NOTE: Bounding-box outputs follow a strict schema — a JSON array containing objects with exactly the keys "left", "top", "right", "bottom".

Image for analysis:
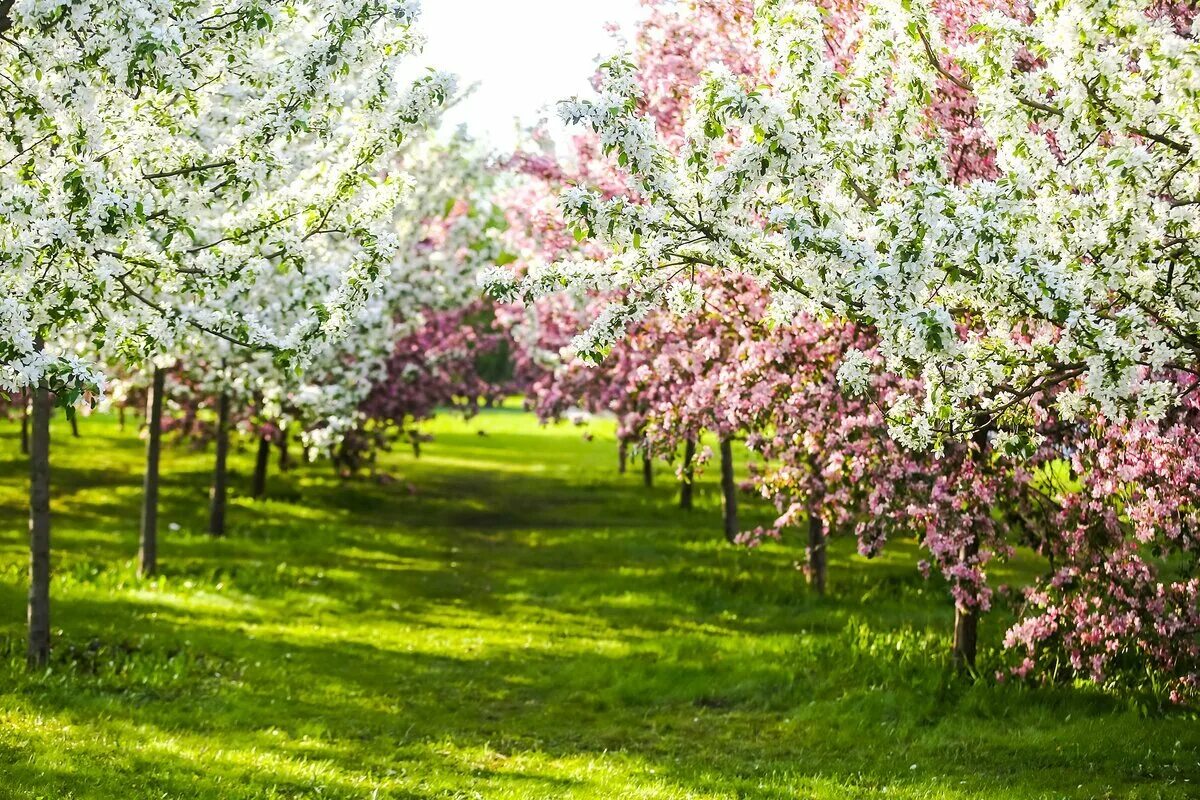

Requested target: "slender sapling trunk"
[
  {"left": 807, "top": 508, "right": 827, "bottom": 596},
  {"left": 642, "top": 452, "right": 653, "bottom": 488},
  {"left": 806, "top": 456, "right": 828, "bottom": 595},
  {"left": 618, "top": 440, "right": 628, "bottom": 474},
  {"left": 138, "top": 367, "right": 165, "bottom": 577},
  {"left": 251, "top": 434, "right": 270, "bottom": 499},
  {"left": 679, "top": 437, "right": 696, "bottom": 510},
  {"left": 952, "top": 424, "right": 991, "bottom": 672},
  {"left": 27, "top": 381, "right": 51, "bottom": 668},
  {"left": 20, "top": 390, "right": 29, "bottom": 455},
  {"left": 719, "top": 438, "right": 738, "bottom": 543},
  {"left": 952, "top": 535, "right": 980, "bottom": 672},
  {"left": 208, "top": 392, "right": 230, "bottom": 537}
]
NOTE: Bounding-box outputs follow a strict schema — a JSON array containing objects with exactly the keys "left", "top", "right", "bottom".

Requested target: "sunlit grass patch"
[{"left": 0, "top": 409, "right": 1195, "bottom": 799}]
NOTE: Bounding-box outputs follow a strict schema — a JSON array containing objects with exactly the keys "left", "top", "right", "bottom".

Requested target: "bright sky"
[{"left": 415, "top": 0, "right": 646, "bottom": 152}]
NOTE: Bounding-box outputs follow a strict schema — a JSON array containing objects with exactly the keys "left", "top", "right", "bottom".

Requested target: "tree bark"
[
  {"left": 278, "top": 434, "right": 291, "bottom": 472},
  {"left": 642, "top": 453, "right": 653, "bottom": 488},
  {"left": 69, "top": 414, "right": 79, "bottom": 438},
  {"left": 27, "top": 381, "right": 51, "bottom": 669},
  {"left": 138, "top": 367, "right": 165, "bottom": 577},
  {"left": 952, "top": 534, "right": 980, "bottom": 672},
  {"left": 680, "top": 437, "right": 696, "bottom": 511},
  {"left": 251, "top": 434, "right": 270, "bottom": 499},
  {"left": 807, "top": 508, "right": 827, "bottom": 596},
  {"left": 411, "top": 432, "right": 421, "bottom": 459},
  {"left": 953, "top": 424, "right": 990, "bottom": 672},
  {"left": 618, "top": 441, "right": 628, "bottom": 474},
  {"left": 806, "top": 456, "right": 828, "bottom": 595},
  {"left": 118, "top": 405, "right": 126, "bottom": 432},
  {"left": 208, "top": 392, "right": 230, "bottom": 537},
  {"left": 719, "top": 438, "right": 738, "bottom": 543},
  {"left": 19, "top": 390, "right": 29, "bottom": 455}
]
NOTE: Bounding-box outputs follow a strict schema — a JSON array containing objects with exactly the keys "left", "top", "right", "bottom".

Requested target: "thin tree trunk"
[
  {"left": 642, "top": 452, "right": 653, "bottom": 488},
  {"left": 719, "top": 438, "right": 738, "bottom": 543},
  {"left": 69, "top": 414, "right": 79, "bottom": 438},
  {"left": 118, "top": 405, "right": 126, "bottom": 432},
  {"left": 138, "top": 367, "right": 165, "bottom": 577},
  {"left": 953, "top": 424, "right": 990, "bottom": 672},
  {"left": 618, "top": 441, "right": 628, "bottom": 474},
  {"left": 251, "top": 434, "right": 270, "bottom": 499},
  {"left": 208, "top": 392, "right": 230, "bottom": 537},
  {"left": 952, "top": 535, "right": 980, "bottom": 672},
  {"left": 278, "top": 434, "right": 291, "bottom": 472},
  {"left": 27, "top": 381, "right": 51, "bottom": 669},
  {"left": 20, "top": 390, "right": 29, "bottom": 455},
  {"left": 806, "top": 455, "right": 828, "bottom": 595},
  {"left": 680, "top": 437, "right": 696, "bottom": 511},
  {"left": 807, "top": 508, "right": 827, "bottom": 596},
  {"left": 411, "top": 433, "right": 421, "bottom": 459}
]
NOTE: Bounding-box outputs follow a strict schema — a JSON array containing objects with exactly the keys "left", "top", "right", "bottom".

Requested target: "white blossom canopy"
[{"left": 0, "top": 0, "right": 453, "bottom": 403}]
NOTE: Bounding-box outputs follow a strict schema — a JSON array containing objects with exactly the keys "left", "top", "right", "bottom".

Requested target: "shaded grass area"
[{"left": 0, "top": 409, "right": 1195, "bottom": 799}]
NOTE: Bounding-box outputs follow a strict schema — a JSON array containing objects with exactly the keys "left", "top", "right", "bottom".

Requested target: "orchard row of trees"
[
  {"left": 482, "top": 0, "right": 1200, "bottom": 705},
  {"left": 0, "top": 0, "right": 514, "bottom": 667},
  {"left": 2, "top": 0, "right": 1198, "bottom": 712}
]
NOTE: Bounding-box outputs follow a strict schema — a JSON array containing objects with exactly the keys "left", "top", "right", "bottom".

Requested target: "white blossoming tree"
[
  {"left": 166, "top": 138, "right": 498, "bottom": 542},
  {"left": 1, "top": 0, "right": 453, "bottom": 666},
  {"left": 484, "top": 0, "right": 1200, "bottom": 452}
]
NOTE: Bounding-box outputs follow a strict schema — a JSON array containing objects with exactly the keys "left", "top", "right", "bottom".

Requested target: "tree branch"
[{"left": 142, "top": 160, "right": 234, "bottom": 180}]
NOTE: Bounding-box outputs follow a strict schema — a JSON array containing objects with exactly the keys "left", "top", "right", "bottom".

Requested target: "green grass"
[{"left": 0, "top": 408, "right": 1196, "bottom": 799}]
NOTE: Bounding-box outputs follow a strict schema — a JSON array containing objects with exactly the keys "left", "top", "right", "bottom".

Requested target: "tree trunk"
[
  {"left": 680, "top": 437, "right": 696, "bottom": 511},
  {"left": 618, "top": 441, "right": 628, "bottom": 474},
  {"left": 952, "top": 534, "right": 980, "bottom": 673},
  {"left": 208, "top": 392, "right": 230, "bottom": 537},
  {"left": 118, "top": 405, "right": 126, "bottom": 432},
  {"left": 642, "top": 453, "right": 653, "bottom": 488},
  {"left": 807, "top": 508, "right": 827, "bottom": 596},
  {"left": 278, "top": 434, "right": 291, "bottom": 472},
  {"left": 27, "top": 381, "right": 51, "bottom": 669},
  {"left": 138, "top": 367, "right": 165, "bottom": 577},
  {"left": 953, "top": 424, "right": 990, "bottom": 672},
  {"left": 720, "top": 438, "right": 738, "bottom": 543},
  {"left": 411, "top": 433, "right": 421, "bottom": 459},
  {"left": 252, "top": 434, "right": 270, "bottom": 499},
  {"left": 69, "top": 414, "right": 79, "bottom": 438},
  {"left": 19, "top": 391, "right": 29, "bottom": 455}
]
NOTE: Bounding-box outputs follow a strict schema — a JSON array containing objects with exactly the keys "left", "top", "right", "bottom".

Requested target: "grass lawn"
[{"left": 0, "top": 408, "right": 1195, "bottom": 799}]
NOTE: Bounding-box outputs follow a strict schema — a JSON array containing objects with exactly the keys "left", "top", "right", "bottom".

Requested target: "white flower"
[{"left": 836, "top": 349, "right": 874, "bottom": 396}]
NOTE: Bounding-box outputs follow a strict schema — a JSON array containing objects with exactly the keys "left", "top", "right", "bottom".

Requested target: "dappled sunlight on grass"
[{"left": 0, "top": 409, "right": 1195, "bottom": 798}]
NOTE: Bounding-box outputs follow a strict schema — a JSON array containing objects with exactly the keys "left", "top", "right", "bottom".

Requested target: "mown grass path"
[{"left": 0, "top": 410, "right": 1196, "bottom": 798}]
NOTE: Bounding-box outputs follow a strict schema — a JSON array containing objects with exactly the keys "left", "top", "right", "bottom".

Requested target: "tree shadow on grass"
[
  {"left": 0, "top": 417, "right": 1197, "bottom": 799},
  {"left": 4, "top": 578, "right": 1195, "bottom": 800},
  {"left": 1, "top": 601, "right": 1187, "bottom": 800}
]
